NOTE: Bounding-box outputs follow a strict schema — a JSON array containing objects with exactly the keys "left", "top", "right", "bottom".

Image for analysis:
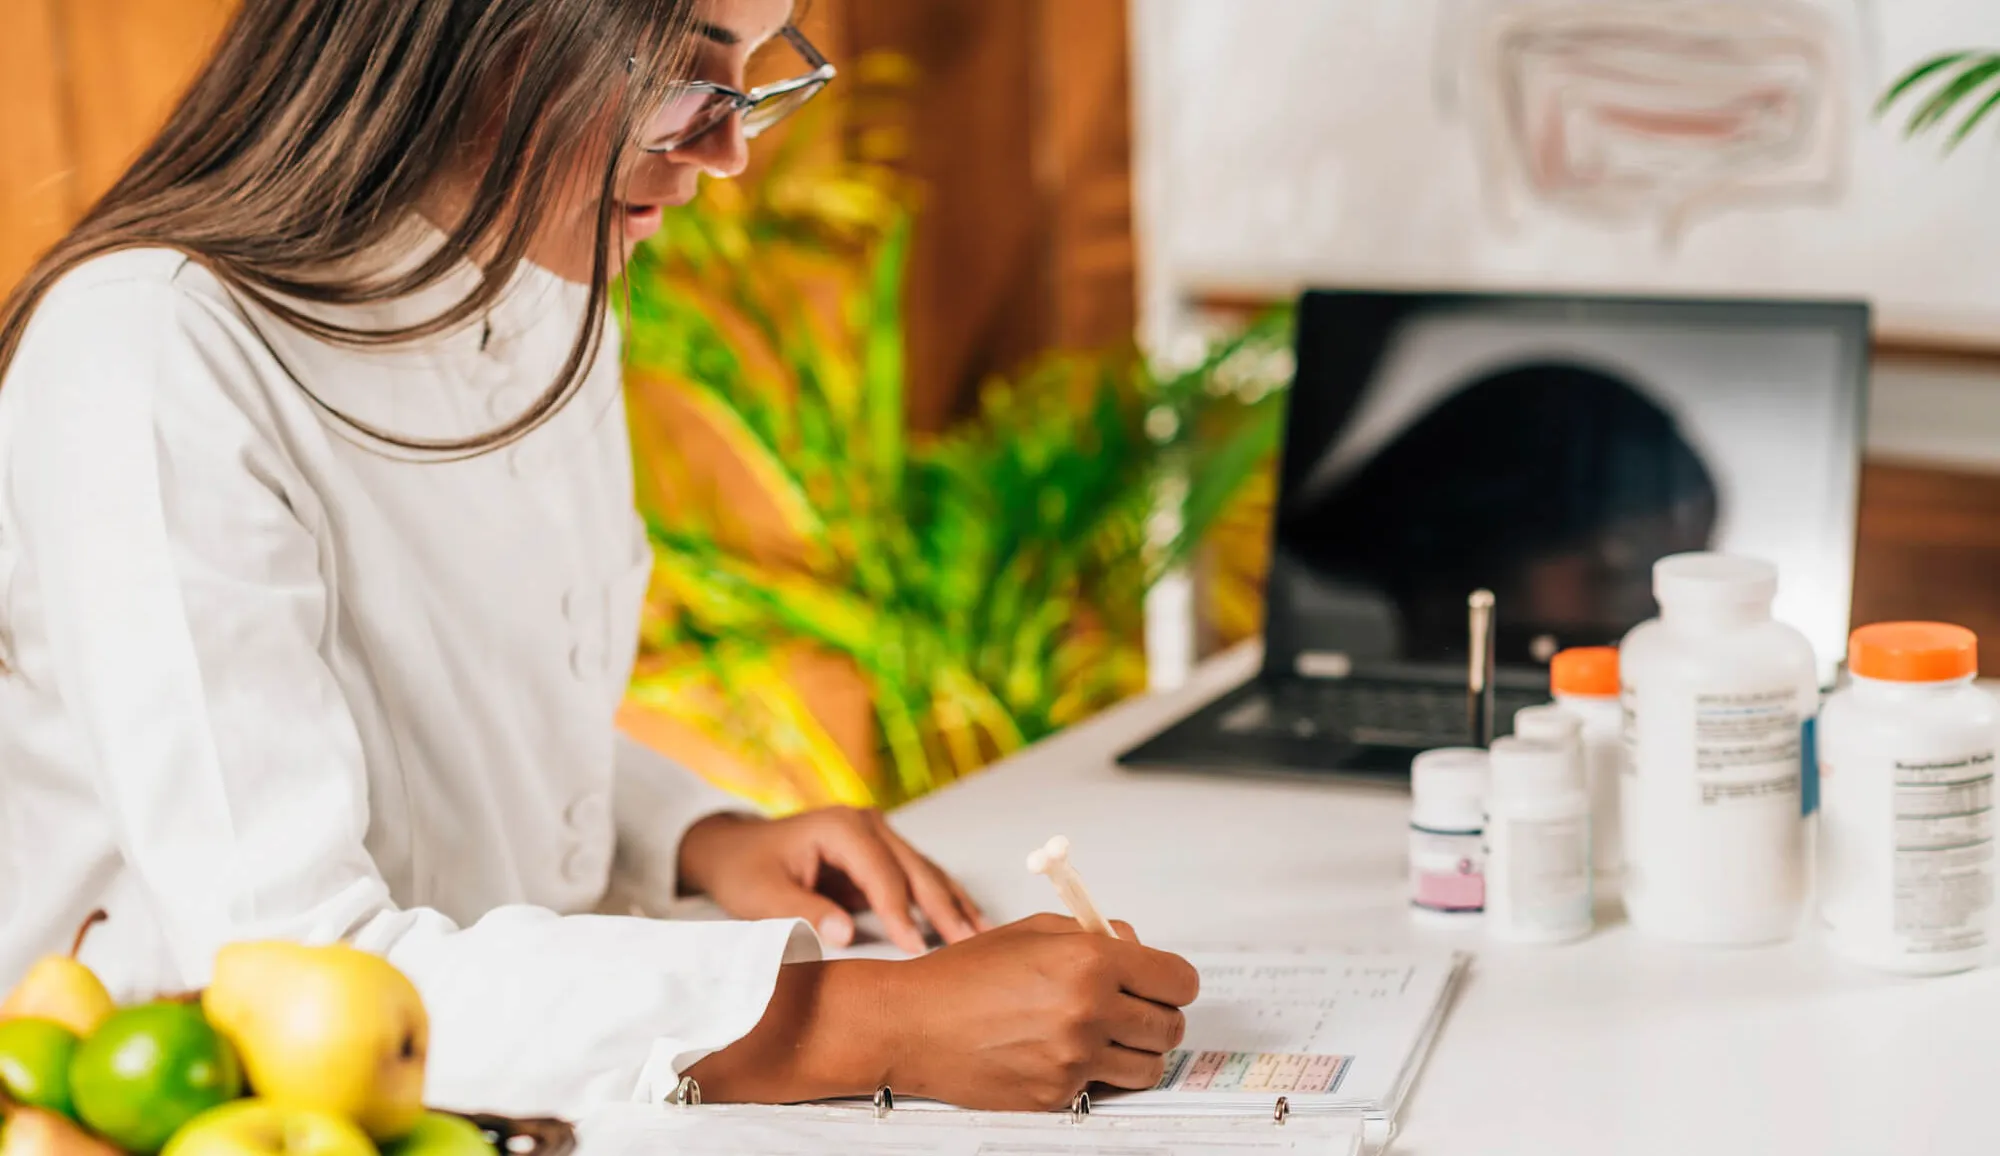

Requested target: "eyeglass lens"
[
  {"left": 742, "top": 80, "right": 827, "bottom": 139},
  {"left": 645, "top": 89, "right": 737, "bottom": 150},
  {"left": 640, "top": 27, "right": 828, "bottom": 152}
]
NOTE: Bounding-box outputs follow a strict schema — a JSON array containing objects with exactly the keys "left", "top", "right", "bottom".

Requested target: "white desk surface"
[{"left": 887, "top": 644, "right": 2000, "bottom": 1156}]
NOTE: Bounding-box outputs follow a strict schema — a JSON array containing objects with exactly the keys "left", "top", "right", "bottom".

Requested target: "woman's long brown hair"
[{"left": 0, "top": 0, "right": 698, "bottom": 459}]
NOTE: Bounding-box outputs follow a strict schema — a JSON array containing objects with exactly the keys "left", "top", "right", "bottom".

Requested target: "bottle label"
[
  {"left": 1801, "top": 716, "right": 1819, "bottom": 818},
  {"left": 1409, "top": 827, "right": 1485, "bottom": 913},
  {"left": 1693, "top": 688, "right": 1801, "bottom": 806},
  {"left": 1500, "top": 814, "right": 1592, "bottom": 930},
  {"left": 1893, "top": 750, "right": 1995, "bottom": 955}
]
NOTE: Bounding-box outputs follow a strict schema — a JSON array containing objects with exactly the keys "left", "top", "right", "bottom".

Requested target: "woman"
[{"left": 0, "top": 0, "right": 1197, "bottom": 1118}]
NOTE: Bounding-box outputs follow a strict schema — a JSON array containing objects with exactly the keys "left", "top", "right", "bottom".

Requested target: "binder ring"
[
  {"left": 1069, "top": 1091, "right": 1091, "bottom": 1122},
  {"left": 1274, "top": 1096, "right": 1290, "bottom": 1125},
  {"left": 872, "top": 1086, "right": 894, "bottom": 1119},
  {"left": 669, "top": 1076, "right": 701, "bottom": 1107}
]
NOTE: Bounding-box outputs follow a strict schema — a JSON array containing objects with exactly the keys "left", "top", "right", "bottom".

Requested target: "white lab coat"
[{"left": 0, "top": 218, "right": 820, "bottom": 1118}]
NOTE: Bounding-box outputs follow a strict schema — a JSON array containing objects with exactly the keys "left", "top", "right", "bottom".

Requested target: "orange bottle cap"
[
  {"left": 1551, "top": 647, "right": 1619, "bottom": 697},
  {"left": 1849, "top": 622, "right": 1978, "bottom": 683}
]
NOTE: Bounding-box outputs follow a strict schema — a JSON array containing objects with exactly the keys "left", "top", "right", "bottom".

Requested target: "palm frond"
[{"left": 1881, "top": 50, "right": 2000, "bottom": 152}]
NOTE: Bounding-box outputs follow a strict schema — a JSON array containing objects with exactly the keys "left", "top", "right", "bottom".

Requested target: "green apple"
[
  {"left": 380, "top": 1112, "right": 494, "bottom": 1156},
  {"left": 0, "top": 1018, "right": 79, "bottom": 1118},
  {"left": 69, "top": 1001, "right": 244, "bottom": 1154},
  {"left": 160, "top": 1100, "right": 376, "bottom": 1156}
]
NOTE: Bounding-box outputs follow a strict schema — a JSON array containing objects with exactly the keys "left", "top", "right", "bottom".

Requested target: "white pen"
[{"left": 1026, "top": 835, "right": 1120, "bottom": 938}]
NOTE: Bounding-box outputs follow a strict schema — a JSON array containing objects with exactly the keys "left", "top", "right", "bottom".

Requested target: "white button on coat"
[{"left": 0, "top": 219, "right": 820, "bottom": 1119}]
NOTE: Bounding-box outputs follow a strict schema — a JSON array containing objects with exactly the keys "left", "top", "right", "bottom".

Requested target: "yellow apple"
[
  {"left": 159, "top": 1100, "right": 375, "bottom": 1156},
  {"left": 201, "top": 943, "right": 427, "bottom": 1142}
]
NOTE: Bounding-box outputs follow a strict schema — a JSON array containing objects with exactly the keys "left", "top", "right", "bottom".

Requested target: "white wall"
[{"left": 1130, "top": 0, "right": 2000, "bottom": 357}]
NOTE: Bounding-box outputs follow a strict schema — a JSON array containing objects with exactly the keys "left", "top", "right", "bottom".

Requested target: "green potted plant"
[{"left": 612, "top": 54, "right": 1293, "bottom": 813}]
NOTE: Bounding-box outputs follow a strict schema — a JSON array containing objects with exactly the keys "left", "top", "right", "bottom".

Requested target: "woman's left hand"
[{"left": 677, "top": 807, "right": 993, "bottom": 954}]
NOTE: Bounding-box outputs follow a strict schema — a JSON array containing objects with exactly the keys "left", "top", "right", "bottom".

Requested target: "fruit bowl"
[
  {"left": 452, "top": 1104, "right": 576, "bottom": 1152},
  {"left": 0, "top": 917, "right": 580, "bottom": 1156},
  {"left": 449, "top": 1114, "right": 575, "bottom": 1156},
  {"left": 1, "top": 1090, "right": 577, "bottom": 1156}
]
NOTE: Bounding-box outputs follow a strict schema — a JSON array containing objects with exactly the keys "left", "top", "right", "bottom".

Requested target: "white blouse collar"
[
  {"left": 228, "top": 212, "right": 608, "bottom": 447},
  {"left": 274, "top": 212, "right": 593, "bottom": 362}
]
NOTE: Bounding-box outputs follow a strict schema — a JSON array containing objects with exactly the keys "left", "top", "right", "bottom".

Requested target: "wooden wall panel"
[
  {"left": 0, "top": 0, "right": 233, "bottom": 296},
  {"left": 1036, "top": 0, "right": 1137, "bottom": 356},
  {"left": 843, "top": 2, "right": 1045, "bottom": 431},
  {"left": 0, "top": 0, "right": 77, "bottom": 292},
  {"left": 57, "top": 0, "right": 235, "bottom": 207},
  {"left": 841, "top": 0, "right": 1137, "bottom": 430},
  {"left": 1853, "top": 460, "right": 2000, "bottom": 678}
]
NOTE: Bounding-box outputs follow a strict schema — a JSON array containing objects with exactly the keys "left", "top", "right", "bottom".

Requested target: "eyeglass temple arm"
[{"left": 780, "top": 24, "right": 834, "bottom": 74}]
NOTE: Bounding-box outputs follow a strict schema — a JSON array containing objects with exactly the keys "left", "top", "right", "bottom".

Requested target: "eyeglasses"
[{"left": 638, "top": 25, "right": 837, "bottom": 154}]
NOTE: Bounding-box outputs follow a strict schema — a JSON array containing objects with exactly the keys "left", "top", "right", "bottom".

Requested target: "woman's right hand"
[
  {"left": 684, "top": 913, "right": 1201, "bottom": 1111},
  {"left": 882, "top": 913, "right": 1202, "bottom": 1111}
]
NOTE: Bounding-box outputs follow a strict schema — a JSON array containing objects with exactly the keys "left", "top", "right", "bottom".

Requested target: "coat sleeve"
[
  {"left": 608, "top": 730, "right": 754, "bottom": 912},
  {"left": 2, "top": 270, "right": 819, "bottom": 1118}
]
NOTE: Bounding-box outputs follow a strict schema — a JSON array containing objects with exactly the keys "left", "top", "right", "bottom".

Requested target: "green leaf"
[
  {"left": 1877, "top": 51, "right": 1973, "bottom": 118},
  {"left": 1948, "top": 75, "right": 2000, "bottom": 150},
  {"left": 862, "top": 213, "right": 912, "bottom": 506},
  {"left": 1910, "top": 56, "right": 2000, "bottom": 135}
]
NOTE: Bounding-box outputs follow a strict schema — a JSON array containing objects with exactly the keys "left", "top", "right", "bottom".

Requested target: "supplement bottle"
[
  {"left": 1409, "top": 748, "right": 1490, "bottom": 923},
  {"left": 1484, "top": 735, "right": 1593, "bottom": 943},
  {"left": 1620, "top": 553, "right": 1818, "bottom": 946},
  {"left": 1819, "top": 622, "right": 1997, "bottom": 975},
  {"left": 1513, "top": 704, "right": 1584, "bottom": 788},
  {"left": 1550, "top": 647, "right": 1626, "bottom": 876}
]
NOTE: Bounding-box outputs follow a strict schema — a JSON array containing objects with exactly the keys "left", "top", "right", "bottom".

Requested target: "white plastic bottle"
[
  {"left": 1819, "top": 622, "right": 1998, "bottom": 975},
  {"left": 1620, "top": 553, "right": 1819, "bottom": 946},
  {"left": 1513, "top": 704, "right": 1584, "bottom": 787},
  {"left": 1550, "top": 647, "right": 1626, "bottom": 876},
  {"left": 1408, "top": 748, "right": 1490, "bottom": 923},
  {"left": 1484, "top": 735, "right": 1593, "bottom": 943}
]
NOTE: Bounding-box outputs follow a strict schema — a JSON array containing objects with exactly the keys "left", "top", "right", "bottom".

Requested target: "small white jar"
[
  {"left": 1819, "top": 622, "right": 1998, "bottom": 975},
  {"left": 1621, "top": 553, "right": 1818, "bottom": 946},
  {"left": 1409, "top": 748, "right": 1490, "bottom": 923},
  {"left": 1550, "top": 647, "right": 1626, "bottom": 876},
  {"left": 1485, "top": 735, "right": 1593, "bottom": 944}
]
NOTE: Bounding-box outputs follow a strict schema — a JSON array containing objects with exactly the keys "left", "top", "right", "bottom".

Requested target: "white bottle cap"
[
  {"left": 1513, "top": 704, "right": 1582, "bottom": 747},
  {"left": 1489, "top": 735, "right": 1582, "bottom": 797},
  {"left": 1410, "top": 747, "right": 1490, "bottom": 827},
  {"left": 1653, "top": 553, "right": 1777, "bottom": 615}
]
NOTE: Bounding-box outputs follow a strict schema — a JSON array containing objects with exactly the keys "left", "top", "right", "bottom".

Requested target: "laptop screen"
[{"left": 1263, "top": 289, "right": 1870, "bottom": 688}]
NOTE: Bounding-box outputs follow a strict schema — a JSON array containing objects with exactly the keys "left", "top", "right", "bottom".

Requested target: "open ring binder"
[
  {"left": 666, "top": 1076, "right": 1297, "bottom": 1127},
  {"left": 594, "top": 1086, "right": 1361, "bottom": 1156}
]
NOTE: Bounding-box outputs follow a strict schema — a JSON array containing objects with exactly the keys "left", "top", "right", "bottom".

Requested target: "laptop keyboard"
[{"left": 1218, "top": 679, "right": 1550, "bottom": 750}]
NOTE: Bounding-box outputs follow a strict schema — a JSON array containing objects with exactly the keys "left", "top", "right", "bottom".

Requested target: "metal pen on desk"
[{"left": 1468, "top": 589, "right": 1496, "bottom": 747}]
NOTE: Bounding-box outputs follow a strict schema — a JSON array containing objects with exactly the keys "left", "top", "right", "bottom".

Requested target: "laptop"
[{"left": 1118, "top": 287, "right": 1872, "bottom": 784}]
